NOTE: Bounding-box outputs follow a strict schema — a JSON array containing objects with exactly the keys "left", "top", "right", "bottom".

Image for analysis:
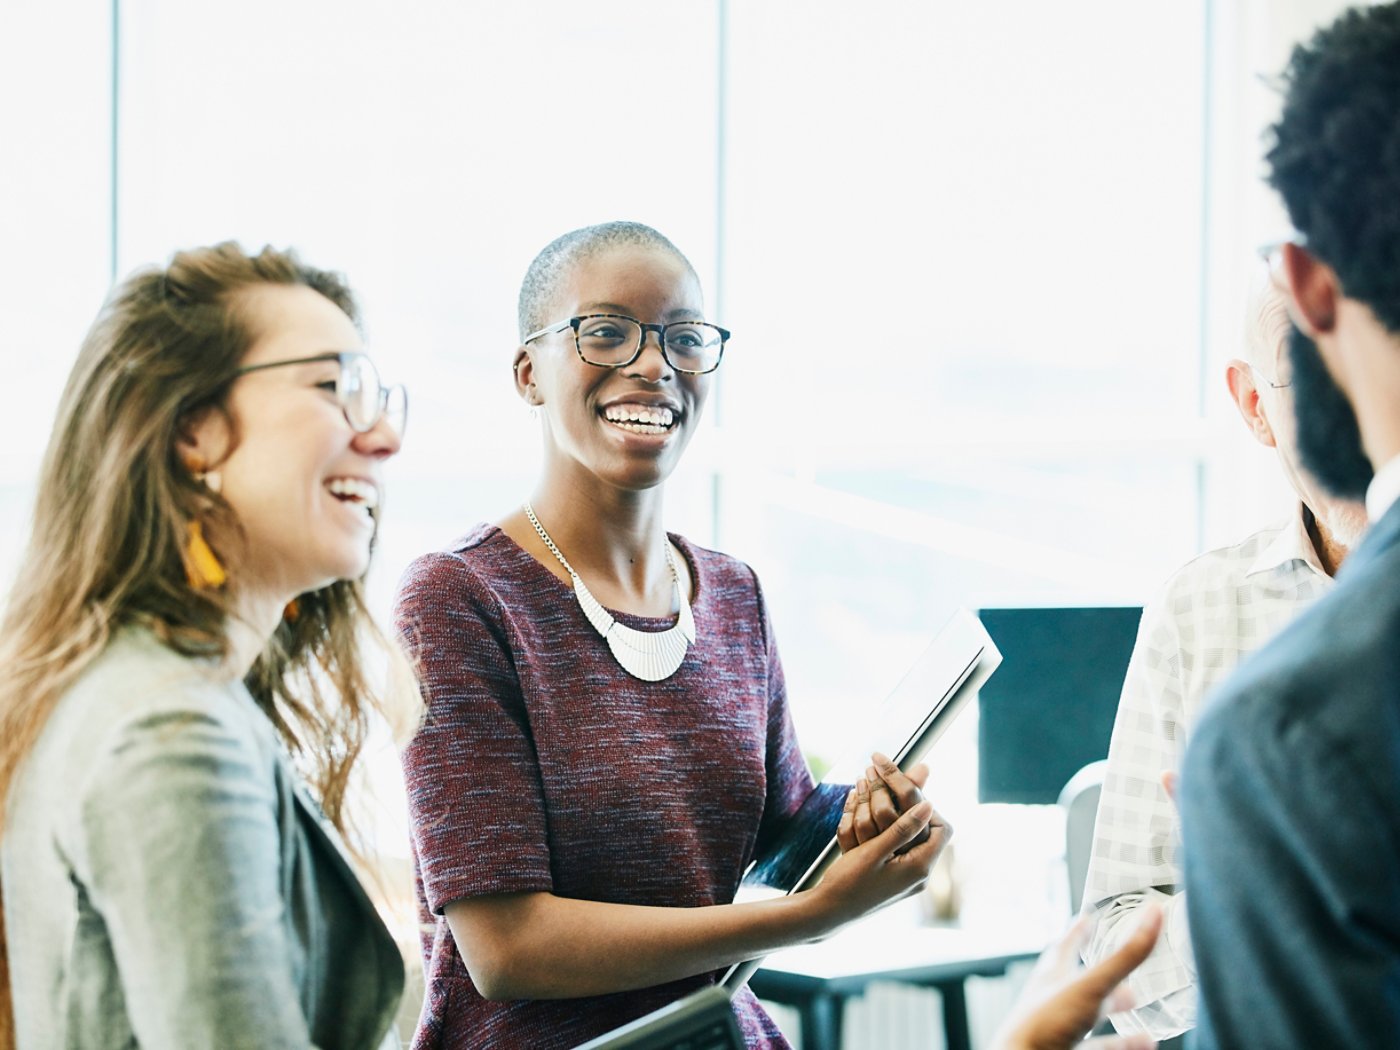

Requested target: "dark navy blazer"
[{"left": 1182, "top": 499, "right": 1400, "bottom": 1049}]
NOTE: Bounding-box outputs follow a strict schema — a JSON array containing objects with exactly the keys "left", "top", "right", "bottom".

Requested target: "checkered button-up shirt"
[{"left": 1081, "top": 504, "right": 1333, "bottom": 1039}]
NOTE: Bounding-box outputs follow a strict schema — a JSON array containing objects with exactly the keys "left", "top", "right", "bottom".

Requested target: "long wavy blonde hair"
[{"left": 0, "top": 243, "right": 420, "bottom": 1044}]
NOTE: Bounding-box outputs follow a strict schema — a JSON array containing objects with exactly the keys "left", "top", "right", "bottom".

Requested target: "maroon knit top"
[{"left": 395, "top": 524, "right": 814, "bottom": 1049}]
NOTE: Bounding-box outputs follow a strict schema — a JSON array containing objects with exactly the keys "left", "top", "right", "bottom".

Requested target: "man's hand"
[
  {"left": 1162, "top": 771, "right": 1178, "bottom": 808},
  {"left": 989, "top": 906, "right": 1163, "bottom": 1050}
]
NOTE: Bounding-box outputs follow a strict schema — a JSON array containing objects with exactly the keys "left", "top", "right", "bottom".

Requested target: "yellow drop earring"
[
  {"left": 183, "top": 461, "right": 226, "bottom": 589},
  {"left": 185, "top": 519, "right": 227, "bottom": 589}
]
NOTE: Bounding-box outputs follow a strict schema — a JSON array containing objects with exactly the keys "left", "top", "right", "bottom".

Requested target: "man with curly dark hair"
[{"left": 1178, "top": 4, "right": 1400, "bottom": 1047}]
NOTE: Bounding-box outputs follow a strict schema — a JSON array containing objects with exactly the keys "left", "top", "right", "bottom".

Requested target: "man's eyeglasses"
[
  {"left": 1250, "top": 362, "right": 1292, "bottom": 391},
  {"left": 236, "top": 352, "right": 408, "bottom": 437},
  {"left": 523, "top": 314, "right": 731, "bottom": 375}
]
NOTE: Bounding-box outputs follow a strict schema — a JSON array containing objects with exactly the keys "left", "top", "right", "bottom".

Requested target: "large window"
[
  {"left": 0, "top": 0, "right": 112, "bottom": 583},
  {"left": 718, "top": 2, "right": 1207, "bottom": 773},
  {"left": 113, "top": 0, "right": 725, "bottom": 607},
  {"left": 0, "top": 2, "right": 1364, "bottom": 1013}
]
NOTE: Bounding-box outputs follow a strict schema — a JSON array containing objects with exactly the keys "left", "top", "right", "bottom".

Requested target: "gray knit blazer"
[{"left": 3, "top": 628, "right": 404, "bottom": 1049}]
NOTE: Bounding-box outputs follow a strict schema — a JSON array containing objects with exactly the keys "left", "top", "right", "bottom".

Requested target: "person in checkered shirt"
[{"left": 1079, "top": 275, "right": 1368, "bottom": 1042}]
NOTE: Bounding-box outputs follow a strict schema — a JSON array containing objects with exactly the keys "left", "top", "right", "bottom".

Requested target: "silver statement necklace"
[{"left": 523, "top": 503, "right": 695, "bottom": 682}]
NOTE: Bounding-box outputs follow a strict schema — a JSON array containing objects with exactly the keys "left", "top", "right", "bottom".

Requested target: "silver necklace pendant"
[{"left": 523, "top": 503, "right": 695, "bottom": 682}]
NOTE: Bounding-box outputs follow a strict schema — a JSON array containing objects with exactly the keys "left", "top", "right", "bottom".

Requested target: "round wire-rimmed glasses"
[
  {"left": 1249, "top": 361, "right": 1292, "bottom": 391},
  {"left": 523, "top": 313, "right": 731, "bottom": 375},
  {"left": 235, "top": 351, "right": 408, "bottom": 437}
]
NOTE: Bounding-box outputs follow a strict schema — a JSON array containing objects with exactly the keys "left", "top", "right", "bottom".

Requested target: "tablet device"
[{"left": 721, "top": 608, "right": 1001, "bottom": 988}]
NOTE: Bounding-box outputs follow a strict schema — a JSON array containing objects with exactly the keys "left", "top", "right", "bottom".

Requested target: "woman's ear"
[
  {"left": 514, "top": 346, "right": 542, "bottom": 406},
  {"left": 175, "top": 404, "right": 231, "bottom": 477}
]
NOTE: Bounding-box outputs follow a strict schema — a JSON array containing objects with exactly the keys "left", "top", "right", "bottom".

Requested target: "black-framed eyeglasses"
[
  {"left": 523, "top": 314, "right": 731, "bottom": 375},
  {"left": 235, "top": 351, "right": 408, "bottom": 437}
]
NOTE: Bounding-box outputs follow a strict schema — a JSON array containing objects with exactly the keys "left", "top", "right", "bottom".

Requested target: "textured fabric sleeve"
[
  {"left": 396, "top": 551, "right": 554, "bottom": 912},
  {"left": 749, "top": 569, "right": 816, "bottom": 858},
  {"left": 74, "top": 700, "right": 319, "bottom": 1049},
  {"left": 1081, "top": 593, "right": 1196, "bottom": 1039},
  {"left": 1182, "top": 688, "right": 1400, "bottom": 1050}
]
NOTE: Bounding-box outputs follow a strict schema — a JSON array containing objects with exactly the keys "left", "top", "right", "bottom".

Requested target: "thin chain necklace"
[{"left": 523, "top": 503, "right": 695, "bottom": 682}]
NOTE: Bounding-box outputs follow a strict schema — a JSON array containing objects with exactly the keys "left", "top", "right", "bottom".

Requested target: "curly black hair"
[{"left": 1266, "top": 2, "right": 1400, "bottom": 335}]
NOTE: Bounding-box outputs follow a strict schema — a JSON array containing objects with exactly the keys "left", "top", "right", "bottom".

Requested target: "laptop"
[{"left": 571, "top": 986, "right": 744, "bottom": 1050}]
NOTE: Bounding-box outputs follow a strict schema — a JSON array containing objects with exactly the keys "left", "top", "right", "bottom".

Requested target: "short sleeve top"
[{"left": 396, "top": 524, "right": 814, "bottom": 1050}]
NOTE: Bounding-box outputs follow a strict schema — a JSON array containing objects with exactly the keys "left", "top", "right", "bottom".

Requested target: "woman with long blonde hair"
[{"left": 0, "top": 243, "right": 413, "bottom": 1048}]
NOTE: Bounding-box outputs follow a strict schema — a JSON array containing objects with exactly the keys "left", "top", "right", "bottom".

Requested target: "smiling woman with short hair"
[{"left": 394, "top": 220, "right": 946, "bottom": 1050}]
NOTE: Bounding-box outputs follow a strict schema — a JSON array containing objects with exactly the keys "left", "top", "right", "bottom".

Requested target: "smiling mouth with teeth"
[
  {"left": 326, "top": 477, "right": 380, "bottom": 519},
  {"left": 602, "top": 403, "right": 678, "bottom": 435}
]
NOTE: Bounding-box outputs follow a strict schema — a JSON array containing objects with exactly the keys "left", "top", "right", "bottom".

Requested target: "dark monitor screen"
[{"left": 977, "top": 606, "right": 1141, "bottom": 804}]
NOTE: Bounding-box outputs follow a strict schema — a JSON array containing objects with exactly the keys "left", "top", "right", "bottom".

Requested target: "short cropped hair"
[
  {"left": 1266, "top": 2, "right": 1400, "bottom": 334},
  {"left": 517, "top": 221, "right": 698, "bottom": 340}
]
